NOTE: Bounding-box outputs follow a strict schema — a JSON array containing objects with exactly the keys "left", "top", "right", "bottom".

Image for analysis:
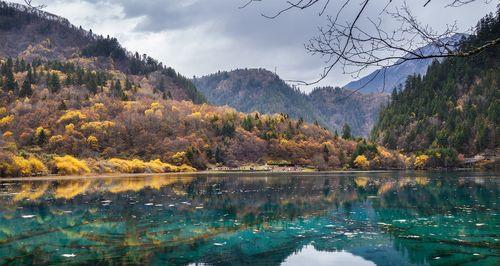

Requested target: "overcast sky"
[{"left": 10, "top": 0, "right": 497, "bottom": 91}]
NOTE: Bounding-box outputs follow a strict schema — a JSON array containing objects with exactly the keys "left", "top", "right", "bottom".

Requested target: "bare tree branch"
[
  {"left": 242, "top": 0, "right": 498, "bottom": 89},
  {"left": 23, "top": 0, "right": 46, "bottom": 9}
]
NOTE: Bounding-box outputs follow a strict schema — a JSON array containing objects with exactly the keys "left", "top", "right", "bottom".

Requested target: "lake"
[{"left": 0, "top": 171, "right": 498, "bottom": 265}]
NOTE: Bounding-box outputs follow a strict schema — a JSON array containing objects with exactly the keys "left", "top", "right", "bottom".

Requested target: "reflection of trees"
[
  {"left": 7, "top": 176, "right": 194, "bottom": 202},
  {"left": 54, "top": 180, "right": 92, "bottom": 199},
  {"left": 0, "top": 173, "right": 497, "bottom": 264},
  {"left": 13, "top": 182, "right": 50, "bottom": 202}
]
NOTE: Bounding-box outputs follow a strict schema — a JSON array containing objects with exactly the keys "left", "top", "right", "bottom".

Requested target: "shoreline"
[
  {"left": 0, "top": 168, "right": 492, "bottom": 182},
  {"left": 0, "top": 170, "right": 395, "bottom": 182}
]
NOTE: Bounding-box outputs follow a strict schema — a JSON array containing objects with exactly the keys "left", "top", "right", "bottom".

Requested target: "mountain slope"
[
  {"left": 193, "top": 69, "right": 387, "bottom": 136},
  {"left": 308, "top": 87, "right": 388, "bottom": 137},
  {"left": 371, "top": 11, "right": 499, "bottom": 161},
  {"left": 344, "top": 34, "right": 465, "bottom": 93},
  {"left": 0, "top": 1, "right": 206, "bottom": 103},
  {"left": 193, "top": 68, "right": 323, "bottom": 123}
]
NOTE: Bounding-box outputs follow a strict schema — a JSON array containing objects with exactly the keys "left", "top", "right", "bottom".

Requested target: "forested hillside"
[
  {"left": 372, "top": 10, "right": 499, "bottom": 164},
  {"left": 193, "top": 69, "right": 387, "bottom": 136},
  {"left": 193, "top": 68, "right": 324, "bottom": 124},
  {"left": 0, "top": 1, "right": 206, "bottom": 103},
  {"left": 0, "top": 56, "right": 411, "bottom": 176}
]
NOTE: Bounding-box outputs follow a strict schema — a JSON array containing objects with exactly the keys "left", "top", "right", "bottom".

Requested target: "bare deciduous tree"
[{"left": 243, "top": 0, "right": 499, "bottom": 89}]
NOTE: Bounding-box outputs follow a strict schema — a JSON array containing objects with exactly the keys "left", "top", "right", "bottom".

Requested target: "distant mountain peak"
[{"left": 344, "top": 33, "right": 467, "bottom": 93}]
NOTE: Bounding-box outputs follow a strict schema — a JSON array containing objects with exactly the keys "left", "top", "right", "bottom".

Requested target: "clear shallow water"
[{"left": 0, "top": 171, "right": 498, "bottom": 265}]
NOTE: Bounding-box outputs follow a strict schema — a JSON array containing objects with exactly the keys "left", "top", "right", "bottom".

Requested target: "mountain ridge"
[{"left": 193, "top": 68, "right": 388, "bottom": 137}]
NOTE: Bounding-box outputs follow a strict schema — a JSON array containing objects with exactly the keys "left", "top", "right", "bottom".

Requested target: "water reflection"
[
  {"left": 283, "top": 246, "right": 376, "bottom": 266},
  {"left": 0, "top": 172, "right": 498, "bottom": 265}
]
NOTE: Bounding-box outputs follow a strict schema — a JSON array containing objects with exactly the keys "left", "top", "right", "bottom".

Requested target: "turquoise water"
[{"left": 0, "top": 171, "right": 498, "bottom": 265}]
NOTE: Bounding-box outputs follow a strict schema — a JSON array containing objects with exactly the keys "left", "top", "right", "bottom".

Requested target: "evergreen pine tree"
[
  {"left": 65, "top": 74, "right": 73, "bottom": 86},
  {"left": 323, "top": 144, "right": 330, "bottom": 162},
  {"left": 125, "top": 77, "right": 132, "bottom": 90},
  {"left": 19, "top": 78, "right": 32, "bottom": 97},
  {"left": 36, "top": 128, "right": 47, "bottom": 146},
  {"left": 3, "top": 66, "right": 18, "bottom": 93},
  {"left": 20, "top": 58, "right": 26, "bottom": 72},
  {"left": 342, "top": 123, "right": 351, "bottom": 140},
  {"left": 87, "top": 75, "right": 98, "bottom": 94},
  {"left": 14, "top": 58, "right": 20, "bottom": 72},
  {"left": 48, "top": 73, "right": 61, "bottom": 93},
  {"left": 156, "top": 76, "right": 165, "bottom": 92},
  {"left": 6, "top": 58, "right": 13, "bottom": 70},
  {"left": 114, "top": 79, "right": 122, "bottom": 92},
  {"left": 32, "top": 66, "right": 38, "bottom": 83},
  {"left": 26, "top": 66, "right": 33, "bottom": 84},
  {"left": 242, "top": 115, "right": 254, "bottom": 131},
  {"left": 112, "top": 79, "right": 124, "bottom": 98},
  {"left": 215, "top": 147, "right": 224, "bottom": 163}
]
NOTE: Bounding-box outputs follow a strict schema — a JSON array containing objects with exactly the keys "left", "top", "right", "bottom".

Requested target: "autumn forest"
[{"left": 0, "top": 1, "right": 498, "bottom": 178}]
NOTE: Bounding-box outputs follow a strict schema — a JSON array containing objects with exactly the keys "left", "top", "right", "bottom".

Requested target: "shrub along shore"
[
  {"left": 1, "top": 149, "right": 494, "bottom": 178},
  {"left": 0, "top": 155, "right": 196, "bottom": 177}
]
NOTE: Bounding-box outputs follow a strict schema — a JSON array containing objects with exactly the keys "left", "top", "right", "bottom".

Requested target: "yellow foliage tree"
[
  {"left": 188, "top": 112, "right": 202, "bottom": 120},
  {"left": 5, "top": 156, "right": 48, "bottom": 177},
  {"left": 0, "top": 115, "right": 14, "bottom": 127},
  {"left": 414, "top": 155, "right": 429, "bottom": 169},
  {"left": 8, "top": 156, "right": 31, "bottom": 176},
  {"left": 49, "top": 135, "right": 65, "bottom": 144},
  {"left": 377, "top": 147, "right": 392, "bottom": 158},
  {"left": 91, "top": 103, "right": 105, "bottom": 111},
  {"left": 28, "top": 156, "right": 48, "bottom": 175},
  {"left": 354, "top": 155, "right": 370, "bottom": 169},
  {"left": 107, "top": 158, "right": 196, "bottom": 174},
  {"left": 81, "top": 121, "right": 115, "bottom": 132},
  {"left": 58, "top": 110, "right": 87, "bottom": 124},
  {"left": 108, "top": 158, "right": 146, "bottom": 173},
  {"left": 53, "top": 155, "right": 90, "bottom": 175},
  {"left": 35, "top": 127, "right": 50, "bottom": 137},
  {"left": 144, "top": 102, "right": 164, "bottom": 118},
  {"left": 144, "top": 108, "right": 155, "bottom": 117},
  {"left": 65, "top": 123, "right": 75, "bottom": 133},
  {"left": 87, "top": 135, "right": 99, "bottom": 150},
  {"left": 150, "top": 102, "right": 162, "bottom": 110},
  {"left": 145, "top": 159, "right": 167, "bottom": 173},
  {"left": 171, "top": 152, "right": 186, "bottom": 165}
]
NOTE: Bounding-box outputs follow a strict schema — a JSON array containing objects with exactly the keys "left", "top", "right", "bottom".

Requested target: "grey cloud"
[
  {"left": 29, "top": 0, "right": 500, "bottom": 90},
  {"left": 81, "top": 0, "right": 328, "bottom": 45}
]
